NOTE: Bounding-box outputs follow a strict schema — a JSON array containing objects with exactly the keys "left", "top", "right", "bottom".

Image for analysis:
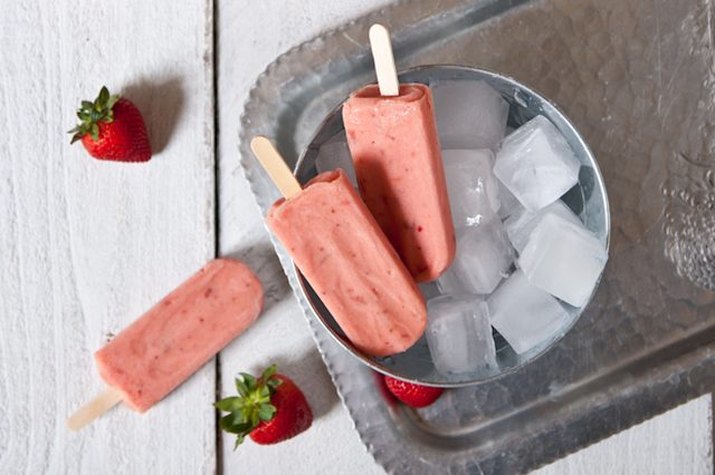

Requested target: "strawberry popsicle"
[
  {"left": 69, "top": 258, "right": 263, "bottom": 427},
  {"left": 342, "top": 83, "right": 455, "bottom": 282},
  {"left": 266, "top": 169, "right": 427, "bottom": 356}
]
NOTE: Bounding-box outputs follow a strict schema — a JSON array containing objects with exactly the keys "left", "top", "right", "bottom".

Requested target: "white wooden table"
[{"left": 1, "top": 1, "right": 712, "bottom": 473}]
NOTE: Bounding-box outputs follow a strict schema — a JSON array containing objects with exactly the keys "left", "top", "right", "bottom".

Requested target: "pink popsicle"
[
  {"left": 267, "top": 169, "right": 426, "bottom": 356},
  {"left": 342, "top": 83, "right": 455, "bottom": 282},
  {"left": 94, "top": 258, "right": 263, "bottom": 412}
]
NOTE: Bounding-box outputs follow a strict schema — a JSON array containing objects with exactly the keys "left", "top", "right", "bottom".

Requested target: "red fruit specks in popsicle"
[
  {"left": 417, "top": 226, "right": 423, "bottom": 232},
  {"left": 204, "top": 288, "right": 213, "bottom": 298}
]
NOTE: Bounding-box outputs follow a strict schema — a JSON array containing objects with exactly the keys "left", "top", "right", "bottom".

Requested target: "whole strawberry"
[
  {"left": 383, "top": 375, "right": 443, "bottom": 408},
  {"left": 216, "top": 364, "right": 313, "bottom": 448},
  {"left": 69, "top": 86, "right": 151, "bottom": 162}
]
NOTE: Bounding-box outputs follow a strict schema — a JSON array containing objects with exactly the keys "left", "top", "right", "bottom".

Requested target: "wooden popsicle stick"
[
  {"left": 66, "top": 387, "right": 123, "bottom": 432},
  {"left": 369, "top": 24, "right": 399, "bottom": 97},
  {"left": 250, "top": 136, "right": 302, "bottom": 199}
]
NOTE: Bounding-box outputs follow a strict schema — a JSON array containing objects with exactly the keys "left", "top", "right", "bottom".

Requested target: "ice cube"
[
  {"left": 426, "top": 294, "right": 497, "bottom": 375},
  {"left": 315, "top": 136, "right": 357, "bottom": 186},
  {"left": 442, "top": 149, "right": 500, "bottom": 226},
  {"left": 519, "top": 213, "right": 608, "bottom": 307},
  {"left": 493, "top": 115, "right": 580, "bottom": 211},
  {"left": 432, "top": 80, "right": 509, "bottom": 150},
  {"left": 497, "top": 180, "right": 523, "bottom": 220},
  {"left": 505, "top": 200, "right": 583, "bottom": 253},
  {"left": 487, "top": 270, "right": 569, "bottom": 354},
  {"left": 438, "top": 219, "right": 515, "bottom": 295}
]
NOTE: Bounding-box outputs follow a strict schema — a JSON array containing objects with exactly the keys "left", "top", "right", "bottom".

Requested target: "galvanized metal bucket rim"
[{"left": 293, "top": 64, "right": 611, "bottom": 387}]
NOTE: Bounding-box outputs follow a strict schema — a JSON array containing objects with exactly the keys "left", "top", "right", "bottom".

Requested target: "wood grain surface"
[
  {"left": 215, "top": 1, "right": 394, "bottom": 472},
  {"left": 0, "top": 0, "right": 712, "bottom": 473},
  {"left": 0, "top": 0, "right": 215, "bottom": 472},
  {"left": 216, "top": 1, "right": 712, "bottom": 474}
]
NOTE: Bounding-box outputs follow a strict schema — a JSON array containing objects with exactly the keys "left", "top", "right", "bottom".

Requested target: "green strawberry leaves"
[
  {"left": 215, "top": 364, "right": 282, "bottom": 449},
  {"left": 69, "top": 86, "right": 120, "bottom": 144},
  {"left": 258, "top": 403, "right": 277, "bottom": 421}
]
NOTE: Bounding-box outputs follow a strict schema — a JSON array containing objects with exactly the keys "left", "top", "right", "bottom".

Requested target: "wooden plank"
[
  {"left": 215, "top": 0, "right": 391, "bottom": 472},
  {"left": 217, "top": 0, "right": 712, "bottom": 473},
  {"left": 533, "top": 394, "right": 713, "bottom": 474},
  {"left": 0, "top": 0, "right": 215, "bottom": 473}
]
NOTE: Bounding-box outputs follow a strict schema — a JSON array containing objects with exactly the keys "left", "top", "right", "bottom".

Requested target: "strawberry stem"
[
  {"left": 215, "top": 364, "right": 282, "bottom": 449},
  {"left": 68, "top": 86, "right": 120, "bottom": 144}
]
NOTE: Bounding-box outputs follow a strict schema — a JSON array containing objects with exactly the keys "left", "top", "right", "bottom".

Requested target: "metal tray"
[{"left": 238, "top": 0, "right": 715, "bottom": 472}]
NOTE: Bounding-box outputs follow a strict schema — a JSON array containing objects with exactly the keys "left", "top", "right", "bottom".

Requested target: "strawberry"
[
  {"left": 383, "top": 375, "right": 444, "bottom": 408},
  {"left": 216, "top": 364, "right": 313, "bottom": 448},
  {"left": 69, "top": 86, "right": 151, "bottom": 162}
]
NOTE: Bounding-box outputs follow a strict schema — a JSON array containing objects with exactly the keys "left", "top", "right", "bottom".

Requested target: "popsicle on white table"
[{"left": 67, "top": 259, "right": 264, "bottom": 430}]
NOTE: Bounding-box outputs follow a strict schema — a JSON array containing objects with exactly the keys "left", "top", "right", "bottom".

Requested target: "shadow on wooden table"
[
  {"left": 226, "top": 243, "right": 291, "bottom": 315},
  {"left": 225, "top": 245, "right": 339, "bottom": 420},
  {"left": 123, "top": 76, "right": 185, "bottom": 155},
  {"left": 265, "top": 347, "right": 340, "bottom": 421}
]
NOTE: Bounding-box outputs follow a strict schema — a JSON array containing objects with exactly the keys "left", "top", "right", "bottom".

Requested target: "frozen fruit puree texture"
[
  {"left": 342, "top": 83, "right": 455, "bottom": 282},
  {"left": 267, "top": 170, "right": 427, "bottom": 356},
  {"left": 95, "top": 259, "right": 264, "bottom": 412}
]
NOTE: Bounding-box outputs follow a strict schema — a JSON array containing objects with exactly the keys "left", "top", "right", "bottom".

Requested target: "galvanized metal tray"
[{"left": 239, "top": 0, "right": 715, "bottom": 472}]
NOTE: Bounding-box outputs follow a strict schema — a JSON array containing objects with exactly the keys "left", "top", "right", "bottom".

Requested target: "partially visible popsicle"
[
  {"left": 342, "top": 24, "right": 455, "bottom": 282},
  {"left": 252, "top": 136, "right": 426, "bottom": 357},
  {"left": 67, "top": 258, "right": 264, "bottom": 430}
]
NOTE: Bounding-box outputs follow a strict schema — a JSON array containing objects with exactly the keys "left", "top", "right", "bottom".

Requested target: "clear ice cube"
[
  {"left": 493, "top": 115, "right": 580, "bottom": 211},
  {"left": 497, "top": 180, "right": 523, "bottom": 220},
  {"left": 487, "top": 270, "right": 570, "bottom": 354},
  {"left": 438, "top": 219, "right": 515, "bottom": 295},
  {"left": 518, "top": 213, "right": 608, "bottom": 307},
  {"left": 315, "top": 135, "right": 357, "bottom": 186},
  {"left": 442, "top": 149, "right": 500, "bottom": 227},
  {"left": 426, "top": 294, "right": 497, "bottom": 375},
  {"left": 432, "top": 80, "right": 509, "bottom": 150},
  {"left": 504, "top": 200, "right": 583, "bottom": 253}
]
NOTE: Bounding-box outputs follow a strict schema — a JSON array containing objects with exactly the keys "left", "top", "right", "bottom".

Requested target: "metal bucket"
[{"left": 294, "top": 65, "right": 611, "bottom": 387}]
